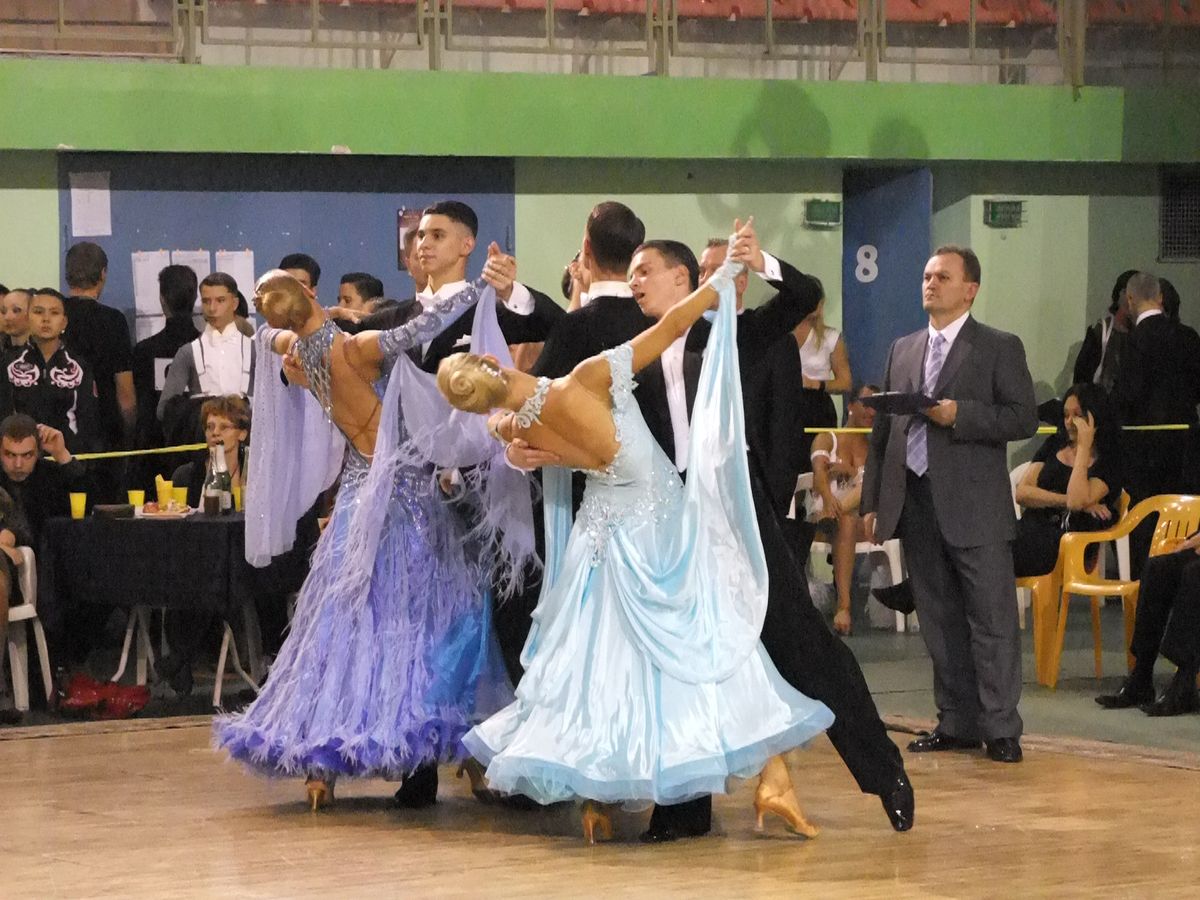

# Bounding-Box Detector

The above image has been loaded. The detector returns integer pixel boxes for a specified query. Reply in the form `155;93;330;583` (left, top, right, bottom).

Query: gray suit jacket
861;315;1037;548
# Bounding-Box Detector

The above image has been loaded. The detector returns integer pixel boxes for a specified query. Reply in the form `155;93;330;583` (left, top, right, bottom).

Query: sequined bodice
576;343;682;565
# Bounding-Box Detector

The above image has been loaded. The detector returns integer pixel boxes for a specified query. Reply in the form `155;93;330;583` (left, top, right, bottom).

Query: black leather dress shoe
1095;679;1155;709
393;763;438;809
0;708;22;727
985;737;1023;763
638;822;711;844
880;774;914;832
906;731;982;753
1141;687;1200;718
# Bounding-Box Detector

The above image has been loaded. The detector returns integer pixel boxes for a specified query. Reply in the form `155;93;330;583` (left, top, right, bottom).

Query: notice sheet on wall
69;171;112;237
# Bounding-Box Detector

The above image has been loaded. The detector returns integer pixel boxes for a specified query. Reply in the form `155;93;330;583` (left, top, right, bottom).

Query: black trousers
1131;550;1200;672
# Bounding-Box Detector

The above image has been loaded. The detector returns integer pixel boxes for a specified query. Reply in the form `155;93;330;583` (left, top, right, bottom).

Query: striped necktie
906;332;947;477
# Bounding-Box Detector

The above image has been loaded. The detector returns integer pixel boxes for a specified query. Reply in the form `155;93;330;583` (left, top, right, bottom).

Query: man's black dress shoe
985;737;1023;763
880;774;914;832
393;763;438;809
1095;678;1155;709
906;731;982;753
0;708;23;727
638;822;711;844
1141;685;1200;718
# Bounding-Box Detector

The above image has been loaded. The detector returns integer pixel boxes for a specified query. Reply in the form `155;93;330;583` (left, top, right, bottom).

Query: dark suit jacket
861;316;1038;548
422;285;563;374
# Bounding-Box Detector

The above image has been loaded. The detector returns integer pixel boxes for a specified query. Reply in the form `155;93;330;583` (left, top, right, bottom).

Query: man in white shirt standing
157;272;255;423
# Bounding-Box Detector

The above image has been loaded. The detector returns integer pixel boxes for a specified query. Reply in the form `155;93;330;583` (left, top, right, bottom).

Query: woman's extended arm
352;279;485;367
1015;462;1068;509
826;336;853;394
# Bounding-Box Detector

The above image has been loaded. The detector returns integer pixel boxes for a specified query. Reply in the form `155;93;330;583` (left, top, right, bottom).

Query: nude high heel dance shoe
581;801;614;844
305;777;335;812
754;755;819;838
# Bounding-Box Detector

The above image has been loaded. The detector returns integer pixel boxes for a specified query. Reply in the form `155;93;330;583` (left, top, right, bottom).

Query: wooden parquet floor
5;720;1199;899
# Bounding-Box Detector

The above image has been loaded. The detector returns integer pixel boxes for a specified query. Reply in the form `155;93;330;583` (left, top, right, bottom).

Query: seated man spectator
132;265;200;457
4;290;100;454
0;415;87;546
1096;532;1200;716
62;242;135;450
157;272;255;432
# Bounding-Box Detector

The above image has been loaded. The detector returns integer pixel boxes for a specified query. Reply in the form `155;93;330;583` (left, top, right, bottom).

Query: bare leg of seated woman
828;485;863;636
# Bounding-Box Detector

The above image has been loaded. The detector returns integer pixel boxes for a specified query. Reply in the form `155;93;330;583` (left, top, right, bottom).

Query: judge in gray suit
861;245;1037;763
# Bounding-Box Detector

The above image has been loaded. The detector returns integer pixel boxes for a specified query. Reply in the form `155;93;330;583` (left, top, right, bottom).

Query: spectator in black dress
0;287;32;355
4;290;100;454
1013;383;1123;578
62;242;135;450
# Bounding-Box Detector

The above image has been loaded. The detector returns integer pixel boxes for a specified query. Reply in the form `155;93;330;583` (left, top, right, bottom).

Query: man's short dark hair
933;244;982;285
0;284;8;296
587;202;645;274
636;239;700;291
340;272;384;301
65;241;109;290
279;253;321;288
705;237;728;251
201;272;239;296
422;201;478;237
0;413;38;444
159;265;199;318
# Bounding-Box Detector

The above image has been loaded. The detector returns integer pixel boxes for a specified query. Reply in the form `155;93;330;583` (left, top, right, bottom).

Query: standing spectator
1160;277;1181;322
62;242;135;450
132;265;200;461
279;253;321;301
0;287;32;355
4;290;100;454
1072;269;1136;392
157;272;255;426
336;272;385;313
1112;271;1200;571
862;245;1038;764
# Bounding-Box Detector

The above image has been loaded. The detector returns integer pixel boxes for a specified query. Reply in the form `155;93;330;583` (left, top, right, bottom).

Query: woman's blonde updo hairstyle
437;353;508;414
254;269;311;330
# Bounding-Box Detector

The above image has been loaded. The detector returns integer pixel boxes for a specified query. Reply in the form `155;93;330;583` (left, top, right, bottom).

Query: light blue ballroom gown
463;284;834;806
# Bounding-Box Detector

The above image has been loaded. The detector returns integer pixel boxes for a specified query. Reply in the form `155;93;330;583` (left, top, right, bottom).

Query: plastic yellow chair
1047;494;1200;689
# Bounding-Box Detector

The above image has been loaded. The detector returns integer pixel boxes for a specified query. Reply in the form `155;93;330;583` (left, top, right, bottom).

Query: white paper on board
131;249;172;317
69;171;112;237
170;250;212;310
214;249;256;299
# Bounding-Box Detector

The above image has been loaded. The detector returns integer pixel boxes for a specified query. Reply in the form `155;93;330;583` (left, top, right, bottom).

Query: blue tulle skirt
214;464;512;780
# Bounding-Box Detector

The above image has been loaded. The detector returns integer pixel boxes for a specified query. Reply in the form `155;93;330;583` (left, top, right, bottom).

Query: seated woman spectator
171;394;249;508
0;288;32;355
2;289;100;454
1014;383;1123;578
806;383;877;635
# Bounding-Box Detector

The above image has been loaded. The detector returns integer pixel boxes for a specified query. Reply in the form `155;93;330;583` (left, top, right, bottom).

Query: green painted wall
0;151;60;288
2;58;1198;163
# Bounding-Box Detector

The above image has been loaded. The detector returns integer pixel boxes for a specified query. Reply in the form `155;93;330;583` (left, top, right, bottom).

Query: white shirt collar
419;279;468;302
203;321;240;342
587;280;634;299
1136;308;1164;326
928;310;971;349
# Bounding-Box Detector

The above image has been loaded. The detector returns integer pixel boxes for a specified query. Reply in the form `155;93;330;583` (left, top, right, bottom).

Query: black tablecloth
39;513;256;634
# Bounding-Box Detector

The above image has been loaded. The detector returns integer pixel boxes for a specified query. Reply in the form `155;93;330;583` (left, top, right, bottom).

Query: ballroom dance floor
5;716;1199;898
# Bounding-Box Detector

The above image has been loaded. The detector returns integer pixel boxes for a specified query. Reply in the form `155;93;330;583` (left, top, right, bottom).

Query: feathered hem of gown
461;708;833;806
214;715;470;780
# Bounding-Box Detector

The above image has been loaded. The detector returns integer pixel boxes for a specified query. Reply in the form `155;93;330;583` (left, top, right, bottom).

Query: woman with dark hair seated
1013;382;1124;578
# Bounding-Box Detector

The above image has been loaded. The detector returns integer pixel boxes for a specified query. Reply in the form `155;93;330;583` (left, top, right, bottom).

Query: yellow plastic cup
69;492;87;520
156;480;173;507
232;483;244;512
173;486;189;508
127;489;145;507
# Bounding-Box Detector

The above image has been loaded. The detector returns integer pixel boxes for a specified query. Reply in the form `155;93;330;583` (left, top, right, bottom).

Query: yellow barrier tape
802;424;1195;435
72;443;208;461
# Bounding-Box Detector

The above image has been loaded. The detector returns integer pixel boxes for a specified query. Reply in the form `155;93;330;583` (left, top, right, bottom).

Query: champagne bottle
203;446;233;515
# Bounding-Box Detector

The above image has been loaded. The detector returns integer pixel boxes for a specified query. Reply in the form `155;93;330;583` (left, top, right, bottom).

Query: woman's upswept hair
254;269;310;330
437;353;507;414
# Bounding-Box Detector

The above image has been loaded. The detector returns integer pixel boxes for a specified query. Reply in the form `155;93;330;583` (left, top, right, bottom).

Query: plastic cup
173;486;189;509
232;483;244;512
69;492;87;520
127;489;145;507
156;480;173;507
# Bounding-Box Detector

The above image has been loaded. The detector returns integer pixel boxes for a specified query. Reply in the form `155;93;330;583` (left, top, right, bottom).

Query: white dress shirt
586;280;634;301
927;309;971;356
196;322;250;396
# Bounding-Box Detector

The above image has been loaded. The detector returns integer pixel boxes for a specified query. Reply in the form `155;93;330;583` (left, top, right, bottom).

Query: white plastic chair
793;473;913;632
7;547;53;711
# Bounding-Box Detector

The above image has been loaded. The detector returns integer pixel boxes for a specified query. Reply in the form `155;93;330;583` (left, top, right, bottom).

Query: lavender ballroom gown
215;285;513;780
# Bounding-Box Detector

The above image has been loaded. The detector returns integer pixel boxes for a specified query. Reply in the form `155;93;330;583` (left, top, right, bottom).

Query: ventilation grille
1161;168;1200;261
